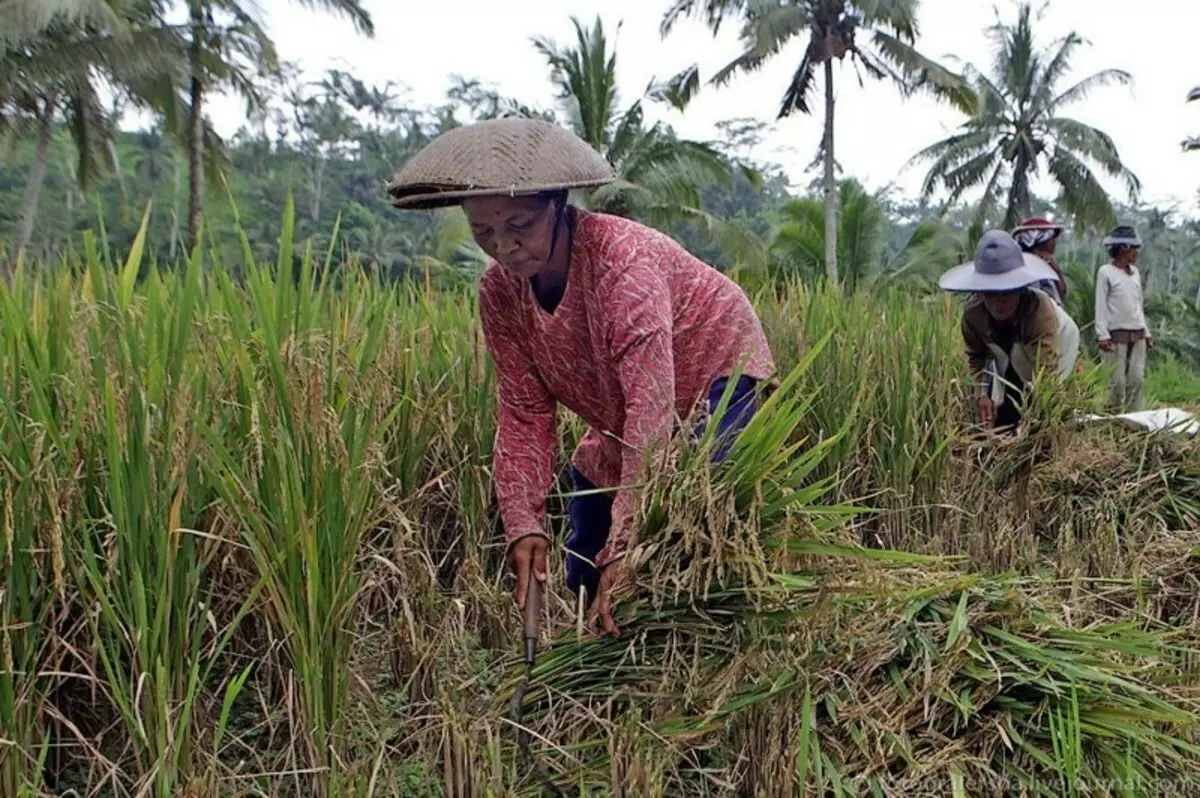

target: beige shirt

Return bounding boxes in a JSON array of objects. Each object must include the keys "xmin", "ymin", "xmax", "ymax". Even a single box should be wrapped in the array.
[{"xmin": 1094, "ymin": 263, "xmax": 1149, "ymax": 341}]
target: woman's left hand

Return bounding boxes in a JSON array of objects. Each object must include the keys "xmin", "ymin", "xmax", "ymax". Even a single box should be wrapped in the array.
[{"xmin": 587, "ymin": 561, "xmax": 632, "ymax": 638}]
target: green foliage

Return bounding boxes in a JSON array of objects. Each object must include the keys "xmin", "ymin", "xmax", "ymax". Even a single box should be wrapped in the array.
[
  {"xmin": 911, "ymin": 1, "xmax": 1141, "ymax": 232},
  {"xmin": 661, "ymin": 0, "xmax": 976, "ymax": 120},
  {"xmin": 534, "ymin": 15, "xmax": 767, "ymax": 268}
]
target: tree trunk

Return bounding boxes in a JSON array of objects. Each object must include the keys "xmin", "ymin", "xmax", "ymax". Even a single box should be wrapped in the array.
[
  {"xmin": 186, "ymin": 0, "xmax": 206, "ymax": 254},
  {"xmin": 170, "ymin": 160, "xmax": 181, "ymax": 261},
  {"xmin": 12, "ymin": 97, "xmax": 56, "ymax": 263},
  {"xmin": 822, "ymin": 58, "xmax": 838, "ymax": 285}
]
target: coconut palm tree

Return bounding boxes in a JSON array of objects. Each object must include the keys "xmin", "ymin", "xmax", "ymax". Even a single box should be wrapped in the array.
[
  {"xmin": 1185, "ymin": 86, "xmax": 1200, "ymax": 152},
  {"xmin": 661, "ymin": 0, "xmax": 975, "ymax": 284},
  {"xmin": 0, "ymin": 0, "xmax": 184, "ymax": 259},
  {"xmin": 532, "ymin": 15, "xmax": 767, "ymax": 268},
  {"xmin": 173, "ymin": 0, "xmax": 373, "ymax": 252},
  {"xmin": 911, "ymin": 2, "xmax": 1141, "ymax": 233}
]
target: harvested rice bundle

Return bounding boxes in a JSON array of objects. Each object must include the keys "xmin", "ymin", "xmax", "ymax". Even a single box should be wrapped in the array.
[{"xmin": 496, "ymin": 359, "xmax": 1200, "ymax": 797}]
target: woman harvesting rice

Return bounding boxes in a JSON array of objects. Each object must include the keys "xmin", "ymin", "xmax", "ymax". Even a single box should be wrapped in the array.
[
  {"xmin": 387, "ymin": 117, "xmax": 775, "ymax": 637},
  {"xmin": 940, "ymin": 230, "xmax": 1072, "ymax": 431}
]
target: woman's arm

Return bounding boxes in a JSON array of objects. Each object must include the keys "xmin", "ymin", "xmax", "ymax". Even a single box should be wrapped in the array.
[
  {"xmin": 1094, "ymin": 267, "xmax": 1111, "ymax": 343},
  {"xmin": 479, "ymin": 279, "xmax": 558, "ymax": 550},
  {"xmin": 594, "ymin": 270, "xmax": 676, "ymax": 569}
]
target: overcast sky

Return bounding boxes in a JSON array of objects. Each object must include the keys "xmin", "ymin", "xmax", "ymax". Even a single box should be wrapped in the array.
[{"xmin": 205, "ymin": 0, "xmax": 1200, "ymax": 216}]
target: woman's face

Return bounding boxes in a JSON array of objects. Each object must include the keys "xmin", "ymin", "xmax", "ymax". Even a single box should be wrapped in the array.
[
  {"xmin": 982, "ymin": 290, "xmax": 1022, "ymax": 321},
  {"xmin": 462, "ymin": 195, "xmax": 557, "ymax": 279}
]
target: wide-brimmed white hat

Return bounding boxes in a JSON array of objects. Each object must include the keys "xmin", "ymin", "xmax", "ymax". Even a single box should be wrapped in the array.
[{"xmin": 939, "ymin": 229, "xmax": 1061, "ymax": 293}]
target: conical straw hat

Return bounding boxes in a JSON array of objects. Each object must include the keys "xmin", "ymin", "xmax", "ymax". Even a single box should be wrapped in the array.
[{"xmin": 387, "ymin": 117, "xmax": 616, "ymax": 209}]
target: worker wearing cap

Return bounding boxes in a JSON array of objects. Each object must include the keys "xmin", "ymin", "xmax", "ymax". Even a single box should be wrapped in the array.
[
  {"xmin": 386, "ymin": 117, "xmax": 775, "ymax": 638},
  {"xmin": 940, "ymin": 230, "xmax": 1070, "ymax": 431},
  {"xmin": 1011, "ymin": 216, "xmax": 1080, "ymax": 375},
  {"xmin": 1096, "ymin": 224, "xmax": 1153, "ymax": 412},
  {"xmin": 1011, "ymin": 217, "xmax": 1069, "ymax": 305}
]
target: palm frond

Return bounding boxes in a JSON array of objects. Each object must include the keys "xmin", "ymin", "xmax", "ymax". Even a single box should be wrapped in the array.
[
  {"xmin": 647, "ymin": 64, "xmax": 701, "ymax": 112},
  {"xmin": 607, "ymin": 101, "xmax": 644, "ymax": 167},
  {"xmin": 869, "ymin": 31, "xmax": 978, "ymax": 114},
  {"xmin": 667, "ymin": 204, "xmax": 770, "ymax": 270},
  {"xmin": 941, "ymin": 147, "xmax": 1004, "ymax": 205},
  {"xmin": 857, "ymin": 0, "xmax": 921, "ymax": 39},
  {"xmin": 0, "ymin": 0, "xmax": 120, "ymax": 51},
  {"xmin": 1043, "ymin": 115, "xmax": 1141, "ymax": 201},
  {"xmin": 1029, "ymin": 30, "xmax": 1084, "ymax": 110},
  {"xmin": 287, "ymin": 0, "xmax": 374, "ymax": 36},
  {"xmin": 773, "ymin": 197, "xmax": 825, "ymax": 276},
  {"xmin": 777, "ymin": 48, "xmax": 816, "ymax": 117},
  {"xmin": 1050, "ymin": 69, "xmax": 1133, "ymax": 111},
  {"xmin": 714, "ymin": 5, "xmax": 809, "ymax": 87},
  {"xmin": 661, "ymin": 0, "xmax": 747, "ymax": 37},
  {"xmin": 1046, "ymin": 146, "xmax": 1118, "ymax": 231},
  {"xmin": 911, "ymin": 130, "xmax": 998, "ymax": 201}
]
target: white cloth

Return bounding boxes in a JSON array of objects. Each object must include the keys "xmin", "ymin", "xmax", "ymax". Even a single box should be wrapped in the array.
[
  {"xmin": 1081, "ymin": 408, "xmax": 1198, "ymax": 437},
  {"xmin": 1094, "ymin": 263, "xmax": 1149, "ymax": 340}
]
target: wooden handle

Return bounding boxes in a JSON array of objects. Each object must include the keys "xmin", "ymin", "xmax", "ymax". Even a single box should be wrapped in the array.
[{"xmin": 524, "ymin": 577, "xmax": 543, "ymax": 639}]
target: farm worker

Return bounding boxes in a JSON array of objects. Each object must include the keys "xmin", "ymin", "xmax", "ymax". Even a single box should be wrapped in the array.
[
  {"xmin": 1011, "ymin": 216, "xmax": 1080, "ymax": 373},
  {"xmin": 1095, "ymin": 224, "xmax": 1153, "ymax": 412},
  {"xmin": 939, "ymin": 230, "xmax": 1070, "ymax": 431},
  {"xmin": 1011, "ymin": 216, "xmax": 1069, "ymax": 304},
  {"xmin": 385, "ymin": 117, "xmax": 776, "ymax": 638}
]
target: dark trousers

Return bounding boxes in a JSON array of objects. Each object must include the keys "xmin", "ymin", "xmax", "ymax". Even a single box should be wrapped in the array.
[{"xmin": 564, "ymin": 375, "xmax": 761, "ymax": 600}]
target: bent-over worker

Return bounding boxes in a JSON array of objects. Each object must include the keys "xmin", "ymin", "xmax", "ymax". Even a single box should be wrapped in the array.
[
  {"xmin": 939, "ymin": 230, "xmax": 1069, "ymax": 431},
  {"xmin": 386, "ymin": 117, "xmax": 775, "ymax": 638}
]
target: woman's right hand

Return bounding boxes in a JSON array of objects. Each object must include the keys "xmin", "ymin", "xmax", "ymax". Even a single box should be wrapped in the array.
[
  {"xmin": 508, "ymin": 535, "xmax": 549, "ymax": 610},
  {"xmin": 977, "ymin": 396, "xmax": 996, "ymax": 427},
  {"xmin": 1098, "ymin": 339, "xmax": 1115, "ymax": 352}
]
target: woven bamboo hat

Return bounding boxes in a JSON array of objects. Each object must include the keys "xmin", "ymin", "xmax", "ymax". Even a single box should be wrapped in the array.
[{"xmin": 386, "ymin": 117, "xmax": 616, "ymax": 210}]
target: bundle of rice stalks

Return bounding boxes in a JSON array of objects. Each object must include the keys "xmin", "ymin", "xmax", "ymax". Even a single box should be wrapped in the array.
[
  {"xmin": 495, "ymin": 351, "xmax": 1200, "ymax": 797},
  {"xmin": 502, "ymin": 567, "xmax": 1200, "ymax": 796}
]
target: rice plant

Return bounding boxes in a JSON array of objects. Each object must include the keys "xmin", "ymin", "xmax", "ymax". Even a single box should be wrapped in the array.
[{"xmin": 0, "ymin": 205, "xmax": 1196, "ymax": 796}]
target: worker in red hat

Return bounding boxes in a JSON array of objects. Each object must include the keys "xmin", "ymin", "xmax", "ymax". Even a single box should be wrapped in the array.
[{"xmin": 1011, "ymin": 217, "xmax": 1068, "ymax": 305}]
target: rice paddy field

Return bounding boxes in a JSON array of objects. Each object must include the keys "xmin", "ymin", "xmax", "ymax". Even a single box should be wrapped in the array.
[{"xmin": 2, "ymin": 215, "xmax": 1200, "ymax": 798}]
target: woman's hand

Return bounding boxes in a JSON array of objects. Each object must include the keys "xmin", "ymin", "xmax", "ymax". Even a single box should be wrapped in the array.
[
  {"xmin": 977, "ymin": 395, "xmax": 996, "ymax": 427},
  {"xmin": 508, "ymin": 535, "xmax": 548, "ymax": 610},
  {"xmin": 587, "ymin": 560, "xmax": 632, "ymax": 638}
]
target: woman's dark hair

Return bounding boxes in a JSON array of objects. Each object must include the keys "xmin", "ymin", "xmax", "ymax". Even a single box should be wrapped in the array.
[{"xmin": 539, "ymin": 189, "xmax": 572, "ymax": 258}]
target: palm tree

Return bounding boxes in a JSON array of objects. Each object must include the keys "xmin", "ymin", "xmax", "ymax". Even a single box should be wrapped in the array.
[
  {"xmin": 174, "ymin": 0, "xmax": 373, "ymax": 253},
  {"xmin": 773, "ymin": 178, "xmax": 955, "ymax": 293},
  {"xmin": 0, "ymin": 0, "xmax": 121, "ymax": 50},
  {"xmin": 0, "ymin": 1, "xmax": 183, "ymax": 260},
  {"xmin": 911, "ymin": 2, "xmax": 1141, "ymax": 232},
  {"xmin": 532, "ymin": 16, "xmax": 767, "ymax": 268},
  {"xmin": 661, "ymin": 0, "xmax": 975, "ymax": 284},
  {"xmin": 1184, "ymin": 86, "xmax": 1200, "ymax": 152}
]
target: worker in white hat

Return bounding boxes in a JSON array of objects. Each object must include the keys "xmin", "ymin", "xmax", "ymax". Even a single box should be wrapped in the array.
[{"xmin": 940, "ymin": 230, "xmax": 1074, "ymax": 430}]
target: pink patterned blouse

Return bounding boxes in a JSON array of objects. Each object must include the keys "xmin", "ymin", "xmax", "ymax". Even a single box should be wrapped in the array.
[{"xmin": 478, "ymin": 209, "xmax": 775, "ymax": 568}]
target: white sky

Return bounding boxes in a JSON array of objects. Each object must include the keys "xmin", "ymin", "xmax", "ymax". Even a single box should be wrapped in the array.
[{"xmin": 205, "ymin": 0, "xmax": 1200, "ymax": 215}]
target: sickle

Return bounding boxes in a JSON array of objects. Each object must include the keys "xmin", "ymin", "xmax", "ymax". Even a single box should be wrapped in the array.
[{"xmin": 510, "ymin": 577, "xmax": 565, "ymax": 796}]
